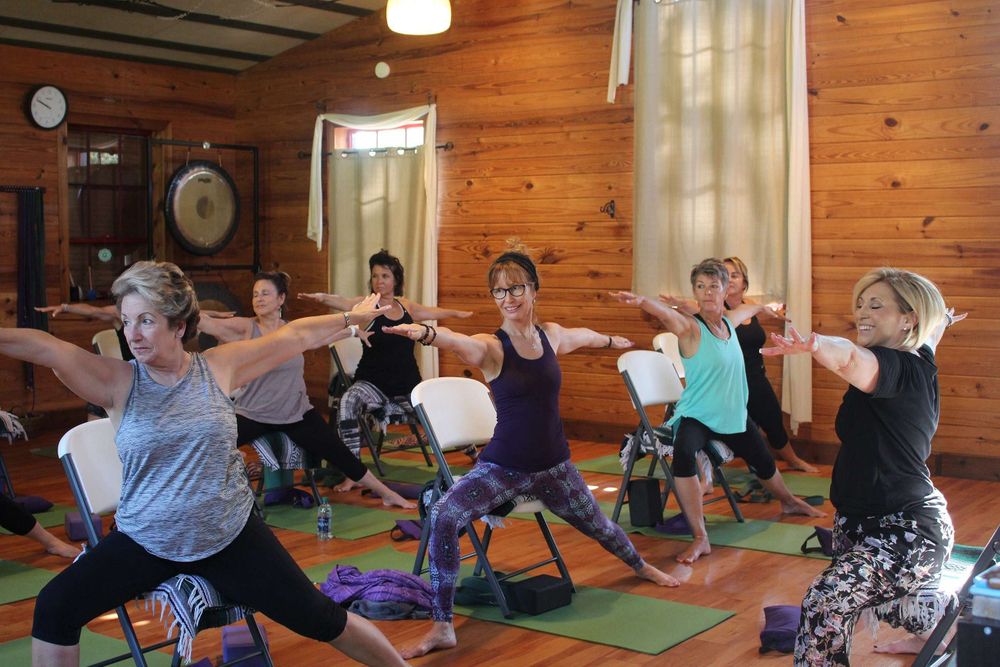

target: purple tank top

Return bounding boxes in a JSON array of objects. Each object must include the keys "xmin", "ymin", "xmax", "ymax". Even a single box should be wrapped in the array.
[{"xmin": 479, "ymin": 328, "xmax": 571, "ymax": 472}]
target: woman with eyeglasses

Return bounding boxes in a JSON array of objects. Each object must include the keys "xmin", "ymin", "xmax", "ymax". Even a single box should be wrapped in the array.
[
  {"xmin": 611, "ymin": 258, "xmax": 824, "ymax": 565},
  {"xmin": 299, "ymin": 249, "xmax": 473, "ymax": 489},
  {"xmin": 383, "ymin": 249, "xmax": 680, "ymax": 659}
]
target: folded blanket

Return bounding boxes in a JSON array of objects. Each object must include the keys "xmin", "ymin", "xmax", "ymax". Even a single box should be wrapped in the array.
[
  {"xmin": 321, "ymin": 564, "xmax": 433, "ymax": 614},
  {"xmin": 144, "ymin": 574, "xmax": 247, "ymax": 661},
  {"xmin": 250, "ymin": 432, "xmax": 304, "ymax": 471}
]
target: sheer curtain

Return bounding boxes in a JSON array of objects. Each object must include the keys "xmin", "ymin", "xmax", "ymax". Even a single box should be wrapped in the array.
[
  {"xmin": 618, "ymin": 0, "xmax": 812, "ymax": 427},
  {"xmin": 307, "ymin": 105, "xmax": 439, "ymax": 378}
]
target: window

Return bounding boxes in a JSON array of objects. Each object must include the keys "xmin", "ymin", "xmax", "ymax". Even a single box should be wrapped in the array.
[
  {"xmin": 348, "ymin": 122, "xmax": 424, "ymax": 150},
  {"xmin": 66, "ymin": 127, "xmax": 150, "ymax": 299}
]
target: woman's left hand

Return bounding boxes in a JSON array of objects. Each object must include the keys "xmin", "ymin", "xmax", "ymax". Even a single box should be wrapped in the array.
[
  {"xmin": 357, "ymin": 327, "xmax": 374, "ymax": 348},
  {"xmin": 761, "ymin": 327, "xmax": 817, "ymax": 357},
  {"xmin": 349, "ymin": 293, "xmax": 381, "ymax": 321},
  {"xmin": 761, "ymin": 302, "xmax": 790, "ymax": 322},
  {"xmin": 944, "ymin": 307, "xmax": 968, "ymax": 328},
  {"xmin": 382, "ymin": 323, "xmax": 424, "ymax": 341},
  {"xmin": 609, "ymin": 335, "xmax": 634, "ymax": 349}
]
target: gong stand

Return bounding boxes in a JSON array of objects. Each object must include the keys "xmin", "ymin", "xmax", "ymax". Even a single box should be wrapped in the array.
[{"xmin": 147, "ymin": 137, "xmax": 260, "ymax": 274}]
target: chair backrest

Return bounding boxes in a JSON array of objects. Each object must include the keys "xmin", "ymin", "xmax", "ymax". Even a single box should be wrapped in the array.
[
  {"xmin": 57, "ymin": 418, "xmax": 122, "ymax": 516},
  {"xmin": 617, "ymin": 350, "xmax": 684, "ymax": 409},
  {"xmin": 92, "ymin": 328, "xmax": 123, "ymax": 360},
  {"xmin": 411, "ymin": 377, "xmax": 497, "ymax": 452},
  {"xmin": 652, "ymin": 331, "xmax": 685, "ymax": 379},
  {"xmin": 330, "ymin": 336, "xmax": 364, "ymax": 381}
]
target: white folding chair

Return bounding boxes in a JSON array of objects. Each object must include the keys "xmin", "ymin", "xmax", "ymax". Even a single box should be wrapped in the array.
[
  {"xmin": 58, "ymin": 419, "xmax": 273, "ymax": 667},
  {"xmin": 410, "ymin": 377, "xmax": 573, "ymax": 619},
  {"xmin": 92, "ymin": 328, "xmax": 124, "ymax": 360},
  {"xmin": 614, "ymin": 350, "xmax": 744, "ymax": 525},
  {"xmin": 328, "ymin": 337, "xmax": 432, "ymax": 474},
  {"xmin": 652, "ymin": 331, "xmax": 685, "ymax": 379}
]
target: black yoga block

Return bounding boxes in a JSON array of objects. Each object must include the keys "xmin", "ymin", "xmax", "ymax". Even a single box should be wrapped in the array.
[
  {"xmin": 628, "ymin": 478, "xmax": 662, "ymax": 527},
  {"xmin": 500, "ymin": 575, "xmax": 573, "ymax": 615}
]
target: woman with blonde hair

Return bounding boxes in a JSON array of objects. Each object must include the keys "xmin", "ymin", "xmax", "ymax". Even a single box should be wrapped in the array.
[{"xmin": 763, "ymin": 267, "xmax": 962, "ymax": 665}]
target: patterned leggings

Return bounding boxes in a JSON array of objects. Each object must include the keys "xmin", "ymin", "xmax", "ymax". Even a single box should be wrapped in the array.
[
  {"xmin": 335, "ymin": 381, "xmax": 413, "ymax": 457},
  {"xmin": 427, "ymin": 460, "xmax": 644, "ymax": 622},
  {"xmin": 794, "ymin": 510, "xmax": 955, "ymax": 666}
]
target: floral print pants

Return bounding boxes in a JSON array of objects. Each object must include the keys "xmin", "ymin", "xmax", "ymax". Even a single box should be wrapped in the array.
[{"xmin": 794, "ymin": 510, "xmax": 955, "ymax": 666}]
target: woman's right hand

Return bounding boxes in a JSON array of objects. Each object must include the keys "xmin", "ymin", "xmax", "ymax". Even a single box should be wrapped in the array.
[
  {"xmin": 35, "ymin": 304, "xmax": 65, "ymax": 317},
  {"xmin": 761, "ymin": 327, "xmax": 818, "ymax": 357},
  {"xmin": 382, "ymin": 323, "xmax": 425, "ymax": 341},
  {"xmin": 608, "ymin": 291, "xmax": 644, "ymax": 306},
  {"xmin": 298, "ymin": 292, "xmax": 329, "ymax": 303},
  {"xmin": 348, "ymin": 293, "xmax": 381, "ymax": 323}
]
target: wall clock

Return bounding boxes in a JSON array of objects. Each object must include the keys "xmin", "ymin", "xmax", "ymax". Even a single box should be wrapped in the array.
[{"xmin": 26, "ymin": 85, "xmax": 68, "ymax": 130}]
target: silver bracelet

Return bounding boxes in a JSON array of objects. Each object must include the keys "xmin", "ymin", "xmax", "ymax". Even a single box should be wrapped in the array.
[{"xmin": 349, "ymin": 324, "xmax": 359, "ymax": 338}]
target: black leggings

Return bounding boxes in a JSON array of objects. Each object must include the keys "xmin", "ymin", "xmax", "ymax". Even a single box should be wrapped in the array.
[
  {"xmin": 237, "ymin": 408, "xmax": 367, "ymax": 482},
  {"xmin": 0, "ymin": 494, "xmax": 37, "ymax": 535},
  {"xmin": 32, "ymin": 512, "xmax": 347, "ymax": 646},
  {"xmin": 746, "ymin": 371, "xmax": 789, "ymax": 449},
  {"xmin": 671, "ymin": 416, "xmax": 777, "ymax": 479}
]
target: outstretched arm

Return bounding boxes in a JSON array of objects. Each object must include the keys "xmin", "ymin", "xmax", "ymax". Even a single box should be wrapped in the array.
[
  {"xmin": 399, "ymin": 298, "xmax": 473, "ymax": 322},
  {"xmin": 609, "ymin": 291, "xmax": 699, "ymax": 339},
  {"xmin": 298, "ymin": 292, "xmax": 363, "ymax": 311},
  {"xmin": 657, "ymin": 294, "xmax": 698, "ymax": 315},
  {"xmin": 36, "ymin": 303, "xmax": 120, "ymax": 323},
  {"xmin": 0, "ymin": 328, "xmax": 130, "ymax": 408},
  {"xmin": 541, "ymin": 322, "xmax": 633, "ymax": 356},
  {"xmin": 727, "ymin": 301, "xmax": 788, "ymax": 325},
  {"xmin": 196, "ymin": 315, "xmax": 255, "ymax": 344},
  {"xmin": 761, "ymin": 326, "xmax": 880, "ymax": 393},
  {"xmin": 382, "ymin": 322, "xmax": 498, "ymax": 377},
  {"xmin": 206, "ymin": 294, "xmax": 381, "ymax": 395},
  {"xmin": 924, "ymin": 308, "xmax": 966, "ymax": 353}
]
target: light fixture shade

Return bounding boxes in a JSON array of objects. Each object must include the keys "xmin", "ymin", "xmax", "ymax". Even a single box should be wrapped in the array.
[{"xmin": 387, "ymin": 0, "xmax": 451, "ymax": 35}]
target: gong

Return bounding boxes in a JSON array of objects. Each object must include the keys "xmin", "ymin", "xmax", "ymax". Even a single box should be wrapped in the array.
[{"xmin": 165, "ymin": 160, "xmax": 240, "ymax": 255}]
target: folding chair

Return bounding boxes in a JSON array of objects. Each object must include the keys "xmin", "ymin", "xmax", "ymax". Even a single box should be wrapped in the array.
[
  {"xmin": 58, "ymin": 419, "xmax": 273, "ymax": 667},
  {"xmin": 913, "ymin": 522, "xmax": 1000, "ymax": 667},
  {"xmin": 328, "ymin": 337, "xmax": 432, "ymax": 475},
  {"xmin": 409, "ymin": 377, "xmax": 573, "ymax": 619},
  {"xmin": 247, "ymin": 431, "xmax": 322, "ymax": 516},
  {"xmin": 613, "ymin": 350, "xmax": 744, "ymax": 525},
  {"xmin": 652, "ymin": 331, "xmax": 685, "ymax": 379},
  {"xmin": 93, "ymin": 328, "xmax": 124, "ymax": 360}
]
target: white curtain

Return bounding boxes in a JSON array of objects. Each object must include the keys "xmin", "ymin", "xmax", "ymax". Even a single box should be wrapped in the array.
[
  {"xmin": 621, "ymin": 0, "xmax": 812, "ymax": 427},
  {"xmin": 307, "ymin": 105, "xmax": 439, "ymax": 379}
]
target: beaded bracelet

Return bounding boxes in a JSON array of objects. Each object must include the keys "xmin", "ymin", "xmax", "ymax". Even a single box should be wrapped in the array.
[
  {"xmin": 420, "ymin": 325, "xmax": 437, "ymax": 346},
  {"xmin": 417, "ymin": 323, "xmax": 431, "ymax": 344},
  {"xmin": 606, "ymin": 335, "xmax": 613, "ymax": 348}
]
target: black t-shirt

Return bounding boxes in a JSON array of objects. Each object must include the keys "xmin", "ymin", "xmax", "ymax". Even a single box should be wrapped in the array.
[
  {"xmin": 353, "ymin": 299, "xmax": 422, "ymax": 398},
  {"xmin": 831, "ymin": 345, "xmax": 941, "ymax": 520}
]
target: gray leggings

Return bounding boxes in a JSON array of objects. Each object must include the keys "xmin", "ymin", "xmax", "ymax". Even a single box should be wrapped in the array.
[{"xmin": 427, "ymin": 460, "xmax": 644, "ymax": 621}]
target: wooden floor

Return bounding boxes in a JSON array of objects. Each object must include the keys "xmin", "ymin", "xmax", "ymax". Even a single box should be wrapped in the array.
[{"xmin": 2, "ymin": 421, "xmax": 997, "ymax": 666}]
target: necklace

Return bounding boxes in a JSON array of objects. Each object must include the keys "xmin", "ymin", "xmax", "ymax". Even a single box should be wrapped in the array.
[{"xmin": 507, "ymin": 327, "xmax": 540, "ymax": 350}]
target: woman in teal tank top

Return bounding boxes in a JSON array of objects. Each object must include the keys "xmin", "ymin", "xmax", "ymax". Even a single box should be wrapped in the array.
[{"xmin": 612, "ymin": 258, "xmax": 824, "ymax": 565}]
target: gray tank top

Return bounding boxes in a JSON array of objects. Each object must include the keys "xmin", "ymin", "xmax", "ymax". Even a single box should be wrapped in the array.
[
  {"xmin": 115, "ymin": 353, "xmax": 255, "ymax": 561},
  {"xmin": 233, "ymin": 321, "xmax": 313, "ymax": 424}
]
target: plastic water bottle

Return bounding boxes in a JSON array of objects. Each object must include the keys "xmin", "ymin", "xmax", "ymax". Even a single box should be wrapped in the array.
[{"xmin": 317, "ymin": 499, "xmax": 332, "ymax": 540}]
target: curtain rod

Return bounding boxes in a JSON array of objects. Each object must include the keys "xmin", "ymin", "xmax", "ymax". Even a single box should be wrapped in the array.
[{"xmin": 298, "ymin": 141, "xmax": 453, "ymax": 159}]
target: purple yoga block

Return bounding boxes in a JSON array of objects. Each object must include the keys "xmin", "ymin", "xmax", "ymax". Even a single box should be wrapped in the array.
[
  {"xmin": 63, "ymin": 511, "xmax": 102, "ymax": 542},
  {"xmin": 222, "ymin": 624, "xmax": 269, "ymax": 666}
]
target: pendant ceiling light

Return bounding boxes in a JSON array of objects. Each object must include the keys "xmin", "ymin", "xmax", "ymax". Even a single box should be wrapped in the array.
[{"xmin": 386, "ymin": 0, "xmax": 452, "ymax": 35}]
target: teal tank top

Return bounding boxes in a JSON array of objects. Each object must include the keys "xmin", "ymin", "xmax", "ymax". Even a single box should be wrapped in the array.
[{"xmin": 667, "ymin": 315, "xmax": 749, "ymax": 434}]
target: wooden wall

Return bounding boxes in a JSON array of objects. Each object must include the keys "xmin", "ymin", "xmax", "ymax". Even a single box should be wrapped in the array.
[
  {"xmin": 238, "ymin": 0, "xmax": 1000, "ymax": 473},
  {"xmin": 0, "ymin": 44, "xmax": 240, "ymax": 417}
]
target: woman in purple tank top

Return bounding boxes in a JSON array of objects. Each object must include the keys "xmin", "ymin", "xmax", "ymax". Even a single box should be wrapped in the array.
[{"xmin": 383, "ymin": 250, "xmax": 679, "ymax": 660}]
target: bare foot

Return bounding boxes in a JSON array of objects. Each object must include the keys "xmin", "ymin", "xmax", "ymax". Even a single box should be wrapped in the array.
[
  {"xmin": 676, "ymin": 536, "xmax": 711, "ymax": 564},
  {"xmin": 874, "ymin": 633, "xmax": 936, "ymax": 655},
  {"xmin": 380, "ymin": 492, "xmax": 416, "ymax": 510},
  {"xmin": 785, "ymin": 457, "xmax": 819, "ymax": 473},
  {"xmin": 45, "ymin": 540, "xmax": 82, "ymax": 559},
  {"xmin": 400, "ymin": 621, "xmax": 457, "ymax": 659},
  {"xmin": 781, "ymin": 496, "xmax": 826, "ymax": 518},
  {"xmin": 637, "ymin": 562, "xmax": 680, "ymax": 587},
  {"xmin": 334, "ymin": 479, "xmax": 362, "ymax": 493}
]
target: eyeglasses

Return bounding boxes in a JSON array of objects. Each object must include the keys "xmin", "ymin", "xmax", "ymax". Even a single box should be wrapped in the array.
[{"xmin": 490, "ymin": 284, "xmax": 527, "ymax": 299}]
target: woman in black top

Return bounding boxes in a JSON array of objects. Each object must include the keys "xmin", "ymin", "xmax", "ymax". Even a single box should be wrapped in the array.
[
  {"xmin": 763, "ymin": 268, "xmax": 963, "ymax": 665},
  {"xmin": 299, "ymin": 249, "xmax": 472, "ymax": 490},
  {"xmin": 722, "ymin": 257, "xmax": 816, "ymax": 472}
]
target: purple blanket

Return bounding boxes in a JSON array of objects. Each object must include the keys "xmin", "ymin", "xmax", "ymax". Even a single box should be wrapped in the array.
[{"xmin": 320, "ymin": 565, "xmax": 433, "ymax": 611}]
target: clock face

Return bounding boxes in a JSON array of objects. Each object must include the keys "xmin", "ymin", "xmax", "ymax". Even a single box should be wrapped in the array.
[{"xmin": 28, "ymin": 85, "xmax": 67, "ymax": 130}]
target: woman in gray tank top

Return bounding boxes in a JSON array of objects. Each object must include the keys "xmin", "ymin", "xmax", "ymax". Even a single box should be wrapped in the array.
[
  {"xmin": 1, "ymin": 261, "xmax": 408, "ymax": 666},
  {"xmin": 197, "ymin": 270, "xmax": 415, "ymax": 509}
]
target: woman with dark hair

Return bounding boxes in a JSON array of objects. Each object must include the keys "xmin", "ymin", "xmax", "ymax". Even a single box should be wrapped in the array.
[
  {"xmin": 611, "ymin": 258, "xmax": 823, "ymax": 564},
  {"xmin": 0, "ymin": 495, "xmax": 79, "ymax": 558},
  {"xmin": 299, "ymin": 249, "xmax": 473, "ymax": 489},
  {"xmin": 763, "ymin": 268, "xmax": 962, "ymax": 665},
  {"xmin": 197, "ymin": 270, "xmax": 414, "ymax": 509},
  {"xmin": 2, "ymin": 261, "xmax": 407, "ymax": 666},
  {"xmin": 383, "ymin": 250, "xmax": 679, "ymax": 659}
]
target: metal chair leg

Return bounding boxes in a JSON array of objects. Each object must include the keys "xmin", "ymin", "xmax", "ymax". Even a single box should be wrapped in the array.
[
  {"xmin": 714, "ymin": 464, "xmax": 745, "ymax": 523},
  {"xmin": 612, "ymin": 427, "xmax": 642, "ymax": 523},
  {"xmin": 536, "ymin": 513, "xmax": 574, "ymax": 591},
  {"xmin": 464, "ymin": 523, "xmax": 513, "ymax": 618}
]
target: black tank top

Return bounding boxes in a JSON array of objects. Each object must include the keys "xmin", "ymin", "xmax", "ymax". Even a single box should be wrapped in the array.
[{"xmin": 353, "ymin": 299, "xmax": 422, "ymax": 398}]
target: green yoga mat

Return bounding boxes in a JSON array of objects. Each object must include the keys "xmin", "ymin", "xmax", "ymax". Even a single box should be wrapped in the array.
[
  {"xmin": 575, "ymin": 454, "xmax": 832, "ymax": 498},
  {"xmin": 533, "ymin": 501, "xmax": 829, "ymax": 560},
  {"xmin": 263, "ymin": 501, "xmax": 415, "ymax": 540},
  {"xmin": 376, "ymin": 455, "xmax": 471, "ymax": 485},
  {"xmin": 0, "ymin": 504, "xmax": 77, "ymax": 536},
  {"xmin": 0, "ymin": 628, "xmax": 175, "ymax": 666},
  {"xmin": 305, "ymin": 546, "xmax": 733, "ymax": 655},
  {"xmin": 0, "ymin": 559, "xmax": 58, "ymax": 604}
]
